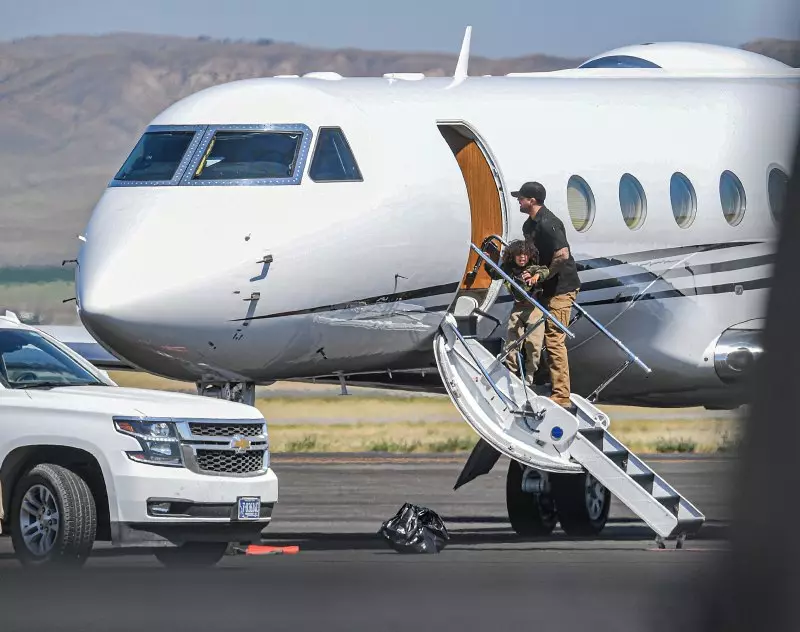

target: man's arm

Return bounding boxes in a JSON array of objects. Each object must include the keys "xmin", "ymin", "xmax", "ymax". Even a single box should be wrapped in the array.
[
  {"xmin": 548, "ymin": 247, "xmax": 570, "ymax": 278},
  {"xmin": 544, "ymin": 221, "xmax": 571, "ymax": 278}
]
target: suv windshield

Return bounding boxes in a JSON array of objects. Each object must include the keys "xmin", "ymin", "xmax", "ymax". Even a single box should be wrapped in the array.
[{"xmin": 0, "ymin": 329, "xmax": 104, "ymax": 389}]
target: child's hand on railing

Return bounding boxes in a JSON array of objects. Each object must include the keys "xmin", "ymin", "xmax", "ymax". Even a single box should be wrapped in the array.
[{"xmin": 520, "ymin": 271, "xmax": 540, "ymax": 286}]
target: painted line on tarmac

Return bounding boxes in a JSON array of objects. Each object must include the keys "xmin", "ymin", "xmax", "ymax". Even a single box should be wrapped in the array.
[
  {"xmin": 271, "ymin": 453, "xmax": 731, "ymax": 465},
  {"xmin": 273, "ymin": 455, "xmax": 465, "ymax": 465}
]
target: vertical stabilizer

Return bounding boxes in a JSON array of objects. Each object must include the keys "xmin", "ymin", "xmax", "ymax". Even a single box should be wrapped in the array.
[{"xmin": 448, "ymin": 26, "xmax": 472, "ymax": 88}]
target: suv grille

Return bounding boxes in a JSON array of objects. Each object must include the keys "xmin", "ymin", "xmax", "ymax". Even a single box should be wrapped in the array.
[
  {"xmin": 195, "ymin": 449, "xmax": 265, "ymax": 474},
  {"xmin": 189, "ymin": 423, "xmax": 263, "ymax": 437}
]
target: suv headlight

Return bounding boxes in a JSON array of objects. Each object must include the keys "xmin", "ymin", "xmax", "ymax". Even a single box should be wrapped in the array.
[{"xmin": 114, "ymin": 418, "xmax": 183, "ymax": 467}]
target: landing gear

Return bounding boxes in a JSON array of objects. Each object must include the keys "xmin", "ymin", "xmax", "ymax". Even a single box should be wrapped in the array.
[
  {"xmin": 550, "ymin": 471, "xmax": 610, "ymax": 536},
  {"xmin": 196, "ymin": 382, "xmax": 256, "ymax": 406},
  {"xmin": 506, "ymin": 465, "xmax": 610, "ymax": 537},
  {"xmin": 506, "ymin": 461, "xmax": 557, "ymax": 536}
]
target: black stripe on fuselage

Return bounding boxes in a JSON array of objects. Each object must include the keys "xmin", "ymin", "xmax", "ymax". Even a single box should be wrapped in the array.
[
  {"xmin": 578, "ymin": 254, "xmax": 774, "ymax": 293},
  {"xmin": 576, "ymin": 241, "xmax": 763, "ymax": 271},
  {"xmin": 233, "ymin": 242, "xmax": 770, "ymax": 322},
  {"xmin": 234, "ymin": 282, "xmax": 461, "ymax": 322},
  {"xmin": 579, "ymin": 277, "xmax": 771, "ymax": 307}
]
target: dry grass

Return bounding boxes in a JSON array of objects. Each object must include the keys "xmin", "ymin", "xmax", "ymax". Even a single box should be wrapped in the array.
[
  {"xmin": 264, "ymin": 418, "xmax": 740, "ymax": 454},
  {"xmin": 608, "ymin": 418, "xmax": 740, "ymax": 454},
  {"xmin": 266, "ymin": 422, "xmax": 476, "ymax": 453},
  {"xmin": 108, "ymin": 371, "xmax": 743, "ymax": 454},
  {"xmin": 111, "ymin": 371, "xmax": 196, "ymax": 393},
  {"xmin": 253, "ymin": 398, "xmax": 461, "ymax": 424}
]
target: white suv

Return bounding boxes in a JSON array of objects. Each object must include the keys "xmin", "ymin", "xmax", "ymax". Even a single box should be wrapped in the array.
[{"xmin": 0, "ymin": 312, "xmax": 278, "ymax": 567}]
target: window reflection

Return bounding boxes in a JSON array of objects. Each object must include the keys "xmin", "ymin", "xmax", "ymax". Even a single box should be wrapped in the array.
[
  {"xmin": 193, "ymin": 131, "xmax": 302, "ymax": 180},
  {"xmin": 309, "ymin": 128, "xmax": 362, "ymax": 182},
  {"xmin": 670, "ymin": 172, "xmax": 697, "ymax": 228},
  {"xmin": 720, "ymin": 171, "xmax": 746, "ymax": 226},
  {"xmin": 619, "ymin": 173, "xmax": 647, "ymax": 230},
  {"xmin": 114, "ymin": 131, "xmax": 196, "ymax": 182}
]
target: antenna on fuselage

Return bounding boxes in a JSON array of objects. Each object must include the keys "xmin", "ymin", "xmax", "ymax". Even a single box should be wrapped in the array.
[{"xmin": 447, "ymin": 26, "xmax": 472, "ymax": 88}]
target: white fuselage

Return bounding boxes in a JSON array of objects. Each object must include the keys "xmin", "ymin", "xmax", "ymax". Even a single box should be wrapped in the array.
[{"xmin": 74, "ymin": 43, "xmax": 800, "ymax": 408}]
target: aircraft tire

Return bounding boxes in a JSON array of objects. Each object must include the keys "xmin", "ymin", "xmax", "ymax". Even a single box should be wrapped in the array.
[
  {"xmin": 551, "ymin": 471, "xmax": 610, "ymax": 536},
  {"xmin": 505, "ymin": 461, "xmax": 557, "ymax": 536}
]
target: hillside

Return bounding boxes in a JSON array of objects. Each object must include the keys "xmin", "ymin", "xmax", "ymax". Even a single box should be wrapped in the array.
[{"xmin": 0, "ymin": 34, "xmax": 798, "ymax": 266}]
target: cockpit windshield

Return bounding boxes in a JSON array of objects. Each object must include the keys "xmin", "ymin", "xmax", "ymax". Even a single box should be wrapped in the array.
[
  {"xmin": 108, "ymin": 124, "xmax": 312, "ymax": 187},
  {"xmin": 114, "ymin": 131, "xmax": 197, "ymax": 182},
  {"xmin": 0, "ymin": 329, "xmax": 105, "ymax": 389},
  {"xmin": 192, "ymin": 131, "xmax": 302, "ymax": 181}
]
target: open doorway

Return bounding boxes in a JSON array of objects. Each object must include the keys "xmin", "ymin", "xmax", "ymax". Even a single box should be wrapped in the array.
[{"xmin": 438, "ymin": 124, "xmax": 505, "ymax": 292}]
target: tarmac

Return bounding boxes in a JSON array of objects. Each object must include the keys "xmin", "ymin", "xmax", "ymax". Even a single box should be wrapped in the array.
[{"xmin": 0, "ymin": 454, "xmax": 734, "ymax": 632}]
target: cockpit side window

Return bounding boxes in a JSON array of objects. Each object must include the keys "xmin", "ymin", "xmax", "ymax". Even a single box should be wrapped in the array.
[
  {"xmin": 191, "ymin": 131, "xmax": 303, "ymax": 181},
  {"xmin": 111, "ymin": 128, "xmax": 202, "ymax": 186},
  {"xmin": 309, "ymin": 128, "xmax": 363, "ymax": 182}
]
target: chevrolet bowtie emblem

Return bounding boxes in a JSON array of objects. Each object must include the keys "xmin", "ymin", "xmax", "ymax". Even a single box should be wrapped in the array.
[{"xmin": 230, "ymin": 435, "xmax": 251, "ymax": 453}]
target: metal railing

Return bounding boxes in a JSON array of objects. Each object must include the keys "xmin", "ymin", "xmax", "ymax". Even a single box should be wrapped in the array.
[
  {"xmin": 470, "ymin": 244, "xmax": 574, "ymax": 339},
  {"xmin": 468, "ymin": 239, "xmax": 652, "ymax": 403},
  {"xmin": 447, "ymin": 320, "xmax": 522, "ymax": 413}
]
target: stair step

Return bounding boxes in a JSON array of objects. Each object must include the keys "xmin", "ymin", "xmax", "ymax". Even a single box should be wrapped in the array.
[
  {"xmin": 676, "ymin": 517, "xmax": 705, "ymax": 534},
  {"xmin": 657, "ymin": 494, "xmax": 681, "ymax": 516},
  {"xmin": 604, "ymin": 449, "xmax": 628, "ymax": 469},
  {"xmin": 578, "ymin": 427, "xmax": 605, "ymax": 449},
  {"xmin": 630, "ymin": 471, "xmax": 655, "ymax": 494}
]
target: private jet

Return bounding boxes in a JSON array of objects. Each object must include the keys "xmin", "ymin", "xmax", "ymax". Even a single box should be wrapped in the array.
[{"xmin": 44, "ymin": 32, "xmax": 800, "ymax": 539}]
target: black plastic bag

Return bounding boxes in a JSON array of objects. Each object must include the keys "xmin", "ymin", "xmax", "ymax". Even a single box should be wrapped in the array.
[{"xmin": 378, "ymin": 503, "xmax": 450, "ymax": 554}]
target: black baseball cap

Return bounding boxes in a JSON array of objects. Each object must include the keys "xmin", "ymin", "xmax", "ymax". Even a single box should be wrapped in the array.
[{"xmin": 511, "ymin": 181, "xmax": 546, "ymax": 202}]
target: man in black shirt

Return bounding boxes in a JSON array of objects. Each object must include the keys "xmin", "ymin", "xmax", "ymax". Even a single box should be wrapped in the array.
[{"xmin": 511, "ymin": 181, "xmax": 580, "ymax": 409}]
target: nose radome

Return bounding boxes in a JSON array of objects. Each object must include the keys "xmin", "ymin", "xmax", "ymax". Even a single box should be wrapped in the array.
[
  {"xmin": 77, "ymin": 252, "xmax": 209, "ymax": 381},
  {"xmin": 77, "ymin": 254, "xmax": 166, "ymax": 364},
  {"xmin": 78, "ymin": 246, "xmax": 166, "ymax": 325}
]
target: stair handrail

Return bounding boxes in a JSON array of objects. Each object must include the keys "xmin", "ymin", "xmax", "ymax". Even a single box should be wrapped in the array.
[
  {"xmin": 470, "ymin": 244, "xmax": 575, "ymax": 339},
  {"xmin": 445, "ymin": 317, "xmax": 521, "ymax": 413},
  {"xmin": 571, "ymin": 303, "xmax": 651, "ymax": 375},
  {"xmin": 472, "ymin": 241, "xmax": 651, "ymax": 375},
  {"xmin": 482, "ymin": 234, "xmax": 509, "ymax": 249}
]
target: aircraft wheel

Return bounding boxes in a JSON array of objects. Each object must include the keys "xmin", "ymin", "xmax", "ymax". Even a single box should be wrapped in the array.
[
  {"xmin": 506, "ymin": 461, "xmax": 557, "ymax": 536},
  {"xmin": 551, "ymin": 471, "xmax": 610, "ymax": 536}
]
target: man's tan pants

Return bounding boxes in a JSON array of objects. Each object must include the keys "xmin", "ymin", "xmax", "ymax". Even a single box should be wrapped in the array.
[
  {"xmin": 542, "ymin": 290, "xmax": 578, "ymax": 405},
  {"xmin": 505, "ymin": 303, "xmax": 545, "ymax": 387}
]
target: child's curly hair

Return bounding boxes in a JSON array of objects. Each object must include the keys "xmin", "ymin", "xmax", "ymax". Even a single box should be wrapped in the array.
[{"xmin": 502, "ymin": 239, "xmax": 539, "ymax": 267}]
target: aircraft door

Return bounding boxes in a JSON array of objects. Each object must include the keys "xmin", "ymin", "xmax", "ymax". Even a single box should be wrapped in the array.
[{"xmin": 438, "ymin": 124, "xmax": 505, "ymax": 292}]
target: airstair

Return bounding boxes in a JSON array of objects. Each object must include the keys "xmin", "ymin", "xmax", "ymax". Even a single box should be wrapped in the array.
[{"xmin": 434, "ymin": 242, "xmax": 705, "ymax": 544}]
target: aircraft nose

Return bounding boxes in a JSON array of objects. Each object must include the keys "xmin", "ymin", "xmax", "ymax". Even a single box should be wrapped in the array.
[
  {"xmin": 74, "ymin": 204, "xmax": 214, "ymax": 376},
  {"xmin": 77, "ymin": 248, "xmax": 222, "ymax": 382},
  {"xmin": 77, "ymin": 246, "xmax": 172, "ymax": 368}
]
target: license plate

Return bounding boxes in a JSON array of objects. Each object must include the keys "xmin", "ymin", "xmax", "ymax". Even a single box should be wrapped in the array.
[{"xmin": 237, "ymin": 496, "xmax": 261, "ymax": 520}]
